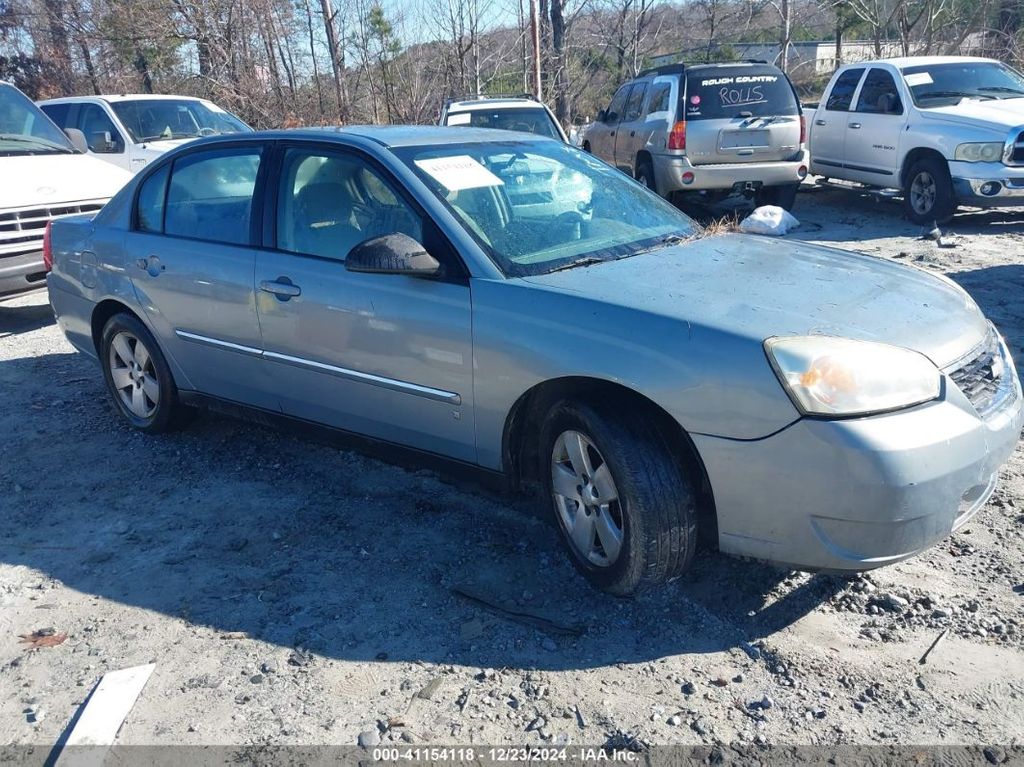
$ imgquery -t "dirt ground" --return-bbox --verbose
[1,184,1023,754]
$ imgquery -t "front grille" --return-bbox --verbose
[0,200,107,259]
[948,333,1007,417]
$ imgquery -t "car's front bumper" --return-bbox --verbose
[0,251,47,297]
[653,150,809,194]
[692,343,1023,572]
[949,159,1024,207]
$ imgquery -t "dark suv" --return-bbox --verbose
[583,62,808,209]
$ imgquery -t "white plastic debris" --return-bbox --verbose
[738,205,800,236]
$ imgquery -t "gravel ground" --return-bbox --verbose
[1,185,1022,752]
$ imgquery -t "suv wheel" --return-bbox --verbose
[541,400,697,595]
[582,141,592,153]
[100,312,191,434]
[903,156,956,225]
[636,162,657,194]
[755,183,799,211]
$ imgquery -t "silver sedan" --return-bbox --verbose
[47,127,1023,594]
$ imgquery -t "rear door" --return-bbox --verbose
[126,143,277,409]
[843,67,908,183]
[254,144,476,460]
[683,65,801,166]
[588,84,632,165]
[809,67,865,174]
[613,80,648,172]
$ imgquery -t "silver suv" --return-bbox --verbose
[583,62,808,209]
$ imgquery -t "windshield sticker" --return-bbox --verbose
[446,112,471,125]
[904,72,934,87]
[415,155,504,191]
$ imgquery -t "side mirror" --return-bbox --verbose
[596,109,607,123]
[345,233,441,278]
[91,130,118,153]
[64,128,88,153]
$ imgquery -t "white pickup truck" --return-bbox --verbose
[806,56,1024,223]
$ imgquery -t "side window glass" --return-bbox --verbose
[40,103,70,128]
[645,83,671,115]
[79,104,124,153]
[606,86,631,122]
[277,149,423,261]
[826,68,865,112]
[136,165,169,233]
[624,84,647,121]
[856,69,903,114]
[164,147,262,245]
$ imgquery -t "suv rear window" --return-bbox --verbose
[684,67,798,121]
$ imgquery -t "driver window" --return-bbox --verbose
[277,148,423,261]
[856,68,903,115]
[78,104,124,153]
[605,85,632,123]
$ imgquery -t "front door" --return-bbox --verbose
[843,67,908,184]
[588,84,632,165]
[255,145,476,461]
[126,144,276,408]
[614,81,648,173]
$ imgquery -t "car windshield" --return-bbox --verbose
[0,83,75,155]
[396,139,697,277]
[685,66,799,120]
[111,99,251,142]
[446,107,560,139]
[902,61,1024,106]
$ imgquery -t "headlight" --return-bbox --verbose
[954,142,1004,163]
[765,336,941,416]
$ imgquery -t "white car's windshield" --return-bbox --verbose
[0,83,75,155]
[447,107,561,140]
[903,61,1024,106]
[111,99,251,142]
[398,140,697,277]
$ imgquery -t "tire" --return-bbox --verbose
[636,161,657,195]
[582,141,592,154]
[903,156,956,225]
[100,312,191,434]
[541,400,698,595]
[755,183,800,211]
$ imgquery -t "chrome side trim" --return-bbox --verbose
[175,330,263,357]
[263,350,461,405]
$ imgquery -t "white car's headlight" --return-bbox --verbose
[954,142,1004,163]
[765,336,941,416]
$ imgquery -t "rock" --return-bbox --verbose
[249,674,264,684]
[667,715,682,726]
[690,717,709,736]
[527,716,546,732]
[541,638,557,652]
[681,681,696,695]
[983,746,1006,764]
[25,706,46,724]
[260,661,278,675]
[875,593,910,613]
[358,730,381,748]
[759,695,774,710]
[733,674,744,683]
[740,642,761,661]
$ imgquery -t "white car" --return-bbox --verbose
[440,96,568,143]
[0,82,131,297]
[806,55,1024,223]
[37,94,252,174]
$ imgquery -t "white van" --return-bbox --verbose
[38,94,252,174]
[1,82,131,297]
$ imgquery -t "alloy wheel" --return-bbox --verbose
[910,170,936,215]
[108,331,160,418]
[551,430,624,567]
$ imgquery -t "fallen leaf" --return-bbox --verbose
[19,630,67,649]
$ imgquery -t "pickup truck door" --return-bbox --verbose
[809,67,865,175]
[587,84,632,165]
[842,67,908,184]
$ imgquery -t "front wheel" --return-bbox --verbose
[755,183,800,211]
[903,156,956,225]
[541,400,697,595]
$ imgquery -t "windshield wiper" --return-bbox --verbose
[916,90,995,101]
[631,232,693,256]
[546,256,607,273]
[977,86,1024,98]
[0,134,72,153]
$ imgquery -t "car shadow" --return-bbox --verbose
[0,351,840,673]
[0,293,54,337]
[948,264,1024,368]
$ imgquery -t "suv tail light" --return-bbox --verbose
[799,115,807,145]
[667,121,687,151]
[42,220,54,272]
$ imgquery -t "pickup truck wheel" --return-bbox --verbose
[755,183,799,211]
[541,400,697,595]
[100,313,190,434]
[636,162,657,195]
[904,157,956,225]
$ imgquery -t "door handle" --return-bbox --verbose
[815,119,827,126]
[135,255,163,276]
[259,278,301,300]
[630,130,636,137]
[610,131,616,137]
[849,122,862,129]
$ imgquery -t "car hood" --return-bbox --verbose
[521,233,988,369]
[922,99,1024,133]
[0,153,132,209]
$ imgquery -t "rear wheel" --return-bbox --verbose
[541,400,697,595]
[100,313,191,434]
[582,141,592,153]
[754,183,800,211]
[636,161,657,195]
[903,156,956,225]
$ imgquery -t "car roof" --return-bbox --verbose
[446,98,545,112]
[847,55,998,69]
[39,94,209,105]
[173,125,552,149]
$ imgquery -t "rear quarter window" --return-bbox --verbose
[685,68,798,120]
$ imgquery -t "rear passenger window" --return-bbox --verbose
[623,84,647,121]
[826,68,865,111]
[645,84,672,115]
[856,69,903,114]
[136,165,169,233]
[164,147,262,245]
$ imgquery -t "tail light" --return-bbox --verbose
[667,121,687,151]
[42,220,53,272]
[799,115,807,145]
